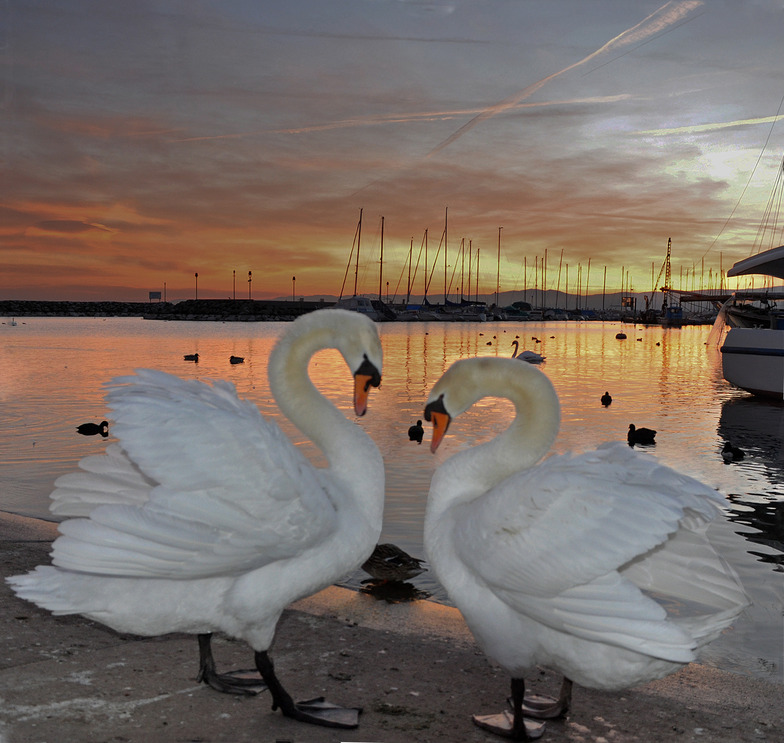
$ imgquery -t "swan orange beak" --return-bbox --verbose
[427,411,450,453]
[424,395,451,453]
[353,356,382,417]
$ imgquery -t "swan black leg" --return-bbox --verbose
[196,633,267,695]
[254,649,361,729]
[472,677,545,740]
[521,677,573,719]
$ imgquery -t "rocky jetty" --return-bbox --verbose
[0,299,329,321]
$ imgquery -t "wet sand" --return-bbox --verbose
[1,511,780,743]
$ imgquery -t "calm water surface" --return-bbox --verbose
[1,317,782,683]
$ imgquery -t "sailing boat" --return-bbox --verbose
[334,210,396,320]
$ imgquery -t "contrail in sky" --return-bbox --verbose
[426,0,704,157]
[171,95,630,143]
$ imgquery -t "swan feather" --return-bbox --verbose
[450,443,720,601]
[49,372,337,579]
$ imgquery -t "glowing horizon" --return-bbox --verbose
[4,1,784,303]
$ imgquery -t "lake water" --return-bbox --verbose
[1,316,782,683]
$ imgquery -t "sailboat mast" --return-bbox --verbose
[496,226,501,307]
[460,238,465,300]
[378,216,384,300]
[467,240,472,303]
[407,237,413,304]
[423,228,429,303]
[353,208,363,297]
[476,248,480,303]
[585,257,591,312]
[444,207,448,303]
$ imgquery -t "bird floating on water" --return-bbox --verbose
[615,332,627,340]
[76,420,109,438]
[628,423,656,446]
[722,441,745,463]
[600,392,612,407]
[423,357,747,741]
[183,353,199,362]
[229,355,244,364]
[510,340,545,364]
[408,420,424,444]
[361,543,426,583]
[8,309,385,730]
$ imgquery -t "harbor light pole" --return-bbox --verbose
[194,272,198,300]
[248,270,252,300]
[292,276,296,301]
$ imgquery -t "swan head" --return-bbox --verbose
[329,311,382,416]
[271,309,383,417]
[353,353,382,416]
[424,356,560,454]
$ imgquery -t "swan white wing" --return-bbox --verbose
[454,442,722,601]
[50,369,337,578]
[497,571,697,663]
[50,444,155,517]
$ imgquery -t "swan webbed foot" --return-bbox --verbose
[472,711,545,740]
[196,633,267,696]
[473,677,547,740]
[254,649,361,729]
[286,697,362,728]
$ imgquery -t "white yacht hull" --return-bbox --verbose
[721,327,784,399]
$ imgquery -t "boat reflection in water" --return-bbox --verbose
[718,395,784,571]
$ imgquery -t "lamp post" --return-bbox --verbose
[248,270,252,300]
[233,270,236,300]
[292,276,296,301]
[195,272,198,300]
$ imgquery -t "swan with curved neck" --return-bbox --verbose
[8,309,384,730]
[424,357,747,741]
[510,339,545,364]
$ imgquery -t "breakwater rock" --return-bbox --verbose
[0,299,329,321]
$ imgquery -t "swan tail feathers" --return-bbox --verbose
[7,567,99,616]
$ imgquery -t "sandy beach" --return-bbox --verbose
[1,511,780,743]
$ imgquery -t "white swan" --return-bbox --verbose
[511,339,545,364]
[423,357,748,741]
[8,309,384,730]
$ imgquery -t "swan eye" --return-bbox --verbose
[424,394,447,421]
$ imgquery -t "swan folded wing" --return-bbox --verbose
[496,571,697,664]
[621,514,749,643]
[454,443,722,599]
[50,444,155,517]
[51,478,336,578]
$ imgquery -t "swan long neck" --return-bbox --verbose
[480,367,560,488]
[432,360,560,507]
[267,323,377,477]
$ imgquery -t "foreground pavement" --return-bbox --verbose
[1,512,781,743]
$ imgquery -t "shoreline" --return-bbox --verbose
[1,511,781,742]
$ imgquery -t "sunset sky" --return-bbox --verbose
[4,0,784,302]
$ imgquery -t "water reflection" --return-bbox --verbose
[718,395,784,571]
[718,396,784,480]
[726,494,784,571]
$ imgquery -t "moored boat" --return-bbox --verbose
[721,244,784,398]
